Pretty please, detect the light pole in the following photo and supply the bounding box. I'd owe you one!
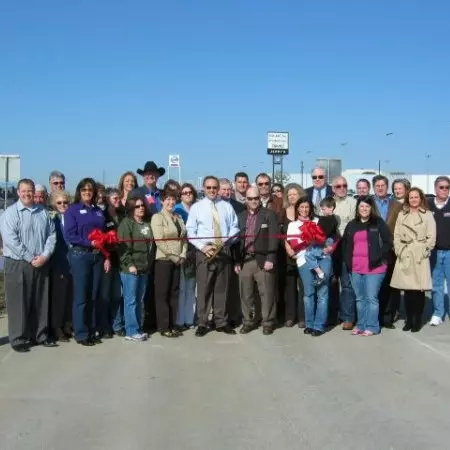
[301,150,312,186]
[378,159,390,174]
[425,154,432,194]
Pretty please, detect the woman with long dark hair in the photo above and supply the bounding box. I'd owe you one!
[342,196,392,336]
[64,178,110,346]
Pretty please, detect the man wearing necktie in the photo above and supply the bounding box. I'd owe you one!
[305,167,333,216]
[186,176,240,336]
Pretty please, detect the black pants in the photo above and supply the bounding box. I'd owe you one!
[404,290,426,329]
[154,260,180,331]
[284,263,305,324]
[378,262,401,326]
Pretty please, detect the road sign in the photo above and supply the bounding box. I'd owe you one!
[267,132,289,155]
[168,154,180,168]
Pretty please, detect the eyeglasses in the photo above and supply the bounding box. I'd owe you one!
[52,181,65,186]
[205,186,218,190]
[438,186,450,190]
[56,201,68,205]
[334,184,348,189]
[181,191,193,195]
[312,175,325,180]
[246,196,260,201]
[257,182,269,186]
[135,204,145,208]
[272,189,281,193]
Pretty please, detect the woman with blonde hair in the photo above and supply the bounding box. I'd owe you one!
[118,171,139,206]
[391,188,436,332]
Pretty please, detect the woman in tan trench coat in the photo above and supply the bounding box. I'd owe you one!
[391,188,436,332]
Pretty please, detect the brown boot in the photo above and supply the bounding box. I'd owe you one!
[342,322,354,331]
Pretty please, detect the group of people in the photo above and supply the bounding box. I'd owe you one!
[1,161,449,353]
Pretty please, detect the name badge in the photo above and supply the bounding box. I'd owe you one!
[106,221,115,227]
[444,212,450,218]
[145,194,155,205]
[261,224,269,229]
[80,209,87,215]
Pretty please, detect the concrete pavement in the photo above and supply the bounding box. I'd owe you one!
[0,314,450,450]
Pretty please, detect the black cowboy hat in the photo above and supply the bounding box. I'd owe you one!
[137,161,166,177]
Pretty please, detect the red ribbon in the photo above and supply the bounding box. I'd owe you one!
[88,229,120,259]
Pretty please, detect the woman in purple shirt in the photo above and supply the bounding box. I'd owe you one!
[342,196,393,336]
[64,178,110,346]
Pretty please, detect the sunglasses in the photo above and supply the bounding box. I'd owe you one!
[334,184,347,189]
[312,175,325,180]
[438,186,450,190]
[135,203,145,208]
[205,186,218,190]
[246,196,260,201]
[56,201,69,205]
[181,191,193,195]
[257,182,269,186]
[52,181,65,186]
[272,189,281,193]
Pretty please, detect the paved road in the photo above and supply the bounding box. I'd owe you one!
[0,316,450,450]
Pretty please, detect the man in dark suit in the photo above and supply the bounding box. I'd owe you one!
[233,186,278,335]
[131,161,165,215]
[371,174,403,328]
[305,167,333,215]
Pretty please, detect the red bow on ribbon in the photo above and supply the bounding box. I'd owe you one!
[87,229,119,259]
[300,221,327,246]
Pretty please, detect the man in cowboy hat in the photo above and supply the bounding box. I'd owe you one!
[132,161,166,215]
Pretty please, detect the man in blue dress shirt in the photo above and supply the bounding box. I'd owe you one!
[0,179,56,352]
[187,176,240,336]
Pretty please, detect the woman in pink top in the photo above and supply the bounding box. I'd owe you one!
[341,196,393,335]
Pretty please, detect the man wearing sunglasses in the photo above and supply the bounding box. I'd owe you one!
[330,176,356,330]
[306,167,333,215]
[429,176,450,326]
[48,170,66,194]
[233,186,278,335]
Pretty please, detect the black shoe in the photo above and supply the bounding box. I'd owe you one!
[403,322,413,332]
[171,328,183,337]
[195,326,208,337]
[303,328,313,335]
[411,326,421,333]
[77,339,94,346]
[262,326,274,335]
[216,325,237,335]
[311,330,324,337]
[115,329,126,337]
[102,332,114,339]
[383,323,396,329]
[90,336,102,345]
[12,343,30,353]
[240,324,257,334]
[160,329,178,338]
[40,339,58,348]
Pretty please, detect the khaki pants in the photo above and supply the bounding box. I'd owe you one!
[239,259,276,327]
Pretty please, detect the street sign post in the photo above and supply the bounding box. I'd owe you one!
[168,154,181,183]
[267,132,289,182]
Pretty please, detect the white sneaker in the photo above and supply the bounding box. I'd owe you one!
[429,316,443,326]
[125,333,148,341]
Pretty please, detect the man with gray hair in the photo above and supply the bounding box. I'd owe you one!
[48,170,66,194]
[305,167,333,215]
[219,177,245,215]
[428,175,450,326]
[0,178,56,352]
[34,184,48,206]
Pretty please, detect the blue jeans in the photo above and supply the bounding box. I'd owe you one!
[69,249,103,341]
[120,273,148,336]
[177,269,196,326]
[298,257,332,331]
[431,250,450,320]
[340,263,356,323]
[350,272,385,334]
[99,267,124,333]
[304,238,334,271]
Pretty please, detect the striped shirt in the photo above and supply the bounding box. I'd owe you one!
[0,200,56,262]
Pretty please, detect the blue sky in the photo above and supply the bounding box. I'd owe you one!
[1,0,449,188]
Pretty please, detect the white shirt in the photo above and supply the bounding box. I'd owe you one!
[186,197,239,250]
[286,218,318,268]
